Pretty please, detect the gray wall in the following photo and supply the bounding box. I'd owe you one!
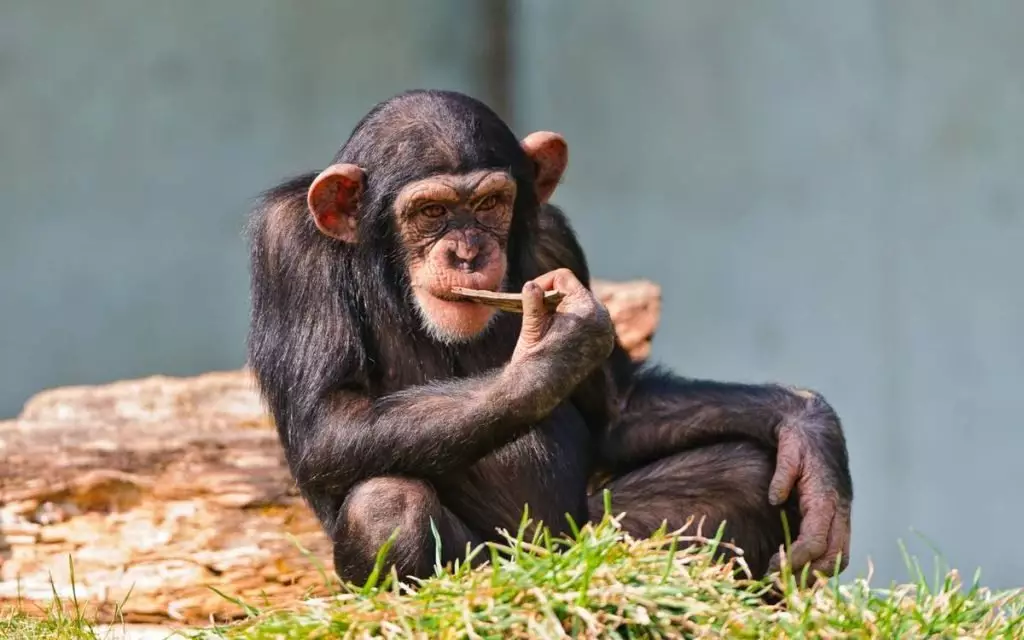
[2,1,1022,588]
[0,0,502,416]
[512,0,1024,588]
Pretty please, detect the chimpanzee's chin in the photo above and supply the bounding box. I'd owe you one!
[414,293,496,345]
[422,317,494,345]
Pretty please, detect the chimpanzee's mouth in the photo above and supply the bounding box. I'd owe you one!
[419,287,496,304]
[432,291,470,303]
[432,285,504,303]
[441,291,496,305]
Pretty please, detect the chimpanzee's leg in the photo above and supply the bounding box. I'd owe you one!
[331,477,483,585]
[588,441,801,577]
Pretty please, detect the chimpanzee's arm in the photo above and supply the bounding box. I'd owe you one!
[600,365,849,489]
[293,313,608,497]
[599,365,854,574]
[293,367,549,495]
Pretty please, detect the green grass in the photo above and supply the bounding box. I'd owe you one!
[0,612,94,640]
[0,557,148,640]
[0,589,117,640]
[5,497,1023,639]
[201,495,1024,639]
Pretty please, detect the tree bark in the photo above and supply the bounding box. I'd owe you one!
[0,279,660,624]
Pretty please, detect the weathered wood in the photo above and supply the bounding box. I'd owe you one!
[0,279,660,624]
[592,279,661,361]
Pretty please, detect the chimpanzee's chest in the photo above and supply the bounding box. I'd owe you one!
[435,403,594,539]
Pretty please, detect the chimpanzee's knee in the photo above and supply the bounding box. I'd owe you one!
[332,476,439,584]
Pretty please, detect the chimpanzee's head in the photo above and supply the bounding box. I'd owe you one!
[305,90,567,343]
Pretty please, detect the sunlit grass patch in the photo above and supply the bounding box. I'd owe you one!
[191,496,1024,639]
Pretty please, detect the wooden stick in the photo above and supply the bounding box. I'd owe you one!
[449,287,564,313]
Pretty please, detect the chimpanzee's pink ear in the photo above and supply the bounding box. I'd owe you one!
[307,163,365,242]
[521,131,568,204]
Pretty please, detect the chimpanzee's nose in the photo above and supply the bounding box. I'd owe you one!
[447,239,482,272]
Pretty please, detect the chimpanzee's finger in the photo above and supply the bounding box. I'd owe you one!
[519,281,549,343]
[841,522,851,572]
[532,268,585,296]
[814,508,851,576]
[781,498,834,570]
[768,430,802,506]
[809,514,846,576]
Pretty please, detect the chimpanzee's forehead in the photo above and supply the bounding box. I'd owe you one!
[336,91,528,184]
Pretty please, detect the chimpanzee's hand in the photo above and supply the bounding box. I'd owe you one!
[511,268,615,381]
[767,391,853,578]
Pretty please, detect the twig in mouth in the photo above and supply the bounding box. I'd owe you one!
[449,287,564,313]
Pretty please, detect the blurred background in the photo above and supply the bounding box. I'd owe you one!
[1,1,1021,589]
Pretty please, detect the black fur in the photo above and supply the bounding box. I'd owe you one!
[246,90,853,583]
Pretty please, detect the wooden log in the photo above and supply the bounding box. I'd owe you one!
[592,279,661,362]
[0,278,660,624]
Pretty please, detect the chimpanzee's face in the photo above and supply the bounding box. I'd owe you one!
[305,112,567,345]
[393,169,516,343]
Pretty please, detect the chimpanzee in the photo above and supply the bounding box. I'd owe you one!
[246,89,853,584]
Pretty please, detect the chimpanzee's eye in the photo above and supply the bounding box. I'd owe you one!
[476,195,500,211]
[420,204,447,218]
